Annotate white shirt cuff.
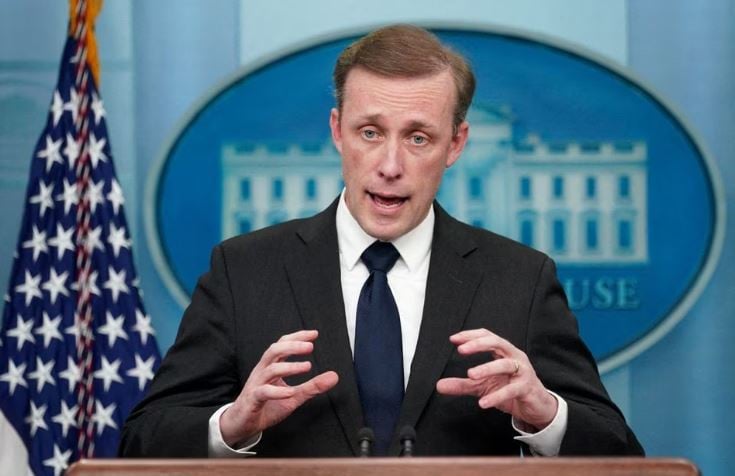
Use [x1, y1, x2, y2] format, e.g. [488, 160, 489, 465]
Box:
[208, 403, 262, 457]
[512, 390, 568, 456]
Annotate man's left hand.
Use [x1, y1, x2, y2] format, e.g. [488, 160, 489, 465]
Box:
[436, 328, 558, 431]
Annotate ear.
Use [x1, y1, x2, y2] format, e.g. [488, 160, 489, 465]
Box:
[329, 108, 343, 154]
[445, 120, 469, 168]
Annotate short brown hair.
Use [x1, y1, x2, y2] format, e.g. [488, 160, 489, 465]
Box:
[333, 24, 475, 131]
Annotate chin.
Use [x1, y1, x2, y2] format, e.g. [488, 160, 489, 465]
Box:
[363, 221, 406, 242]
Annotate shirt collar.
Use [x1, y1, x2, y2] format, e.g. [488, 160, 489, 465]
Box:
[336, 190, 434, 272]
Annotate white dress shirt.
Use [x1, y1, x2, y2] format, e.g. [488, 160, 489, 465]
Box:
[209, 193, 568, 456]
[336, 190, 432, 386]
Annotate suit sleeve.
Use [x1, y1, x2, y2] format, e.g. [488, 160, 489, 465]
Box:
[119, 245, 241, 457]
[525, 257, 644, 456]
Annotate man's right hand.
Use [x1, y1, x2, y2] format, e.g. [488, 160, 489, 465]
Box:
[219, 329, 339, 448]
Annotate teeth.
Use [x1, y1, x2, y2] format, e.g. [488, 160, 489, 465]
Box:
[373, 194, 404, 207]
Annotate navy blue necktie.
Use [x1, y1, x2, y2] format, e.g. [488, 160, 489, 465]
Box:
[354, 241, 404, 456]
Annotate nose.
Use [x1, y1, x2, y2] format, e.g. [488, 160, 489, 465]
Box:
[377, 139, 403, 180]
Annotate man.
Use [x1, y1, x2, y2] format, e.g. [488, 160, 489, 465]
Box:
[120, 25, 643, 458]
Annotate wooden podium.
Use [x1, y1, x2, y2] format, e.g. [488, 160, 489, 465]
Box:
[67, 457, 699, 476]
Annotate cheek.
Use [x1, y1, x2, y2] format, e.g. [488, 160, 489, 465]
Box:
[340, 149, 368, 189]
[415, 164, 447, 200]
[416, 155, 448, 182]
[342, 144, 375, 175]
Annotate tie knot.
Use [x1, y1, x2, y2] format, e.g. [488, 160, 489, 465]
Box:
[361, 241, 400, 273]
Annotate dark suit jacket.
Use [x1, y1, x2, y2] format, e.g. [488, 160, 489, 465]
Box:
[120, 199, 643, 457]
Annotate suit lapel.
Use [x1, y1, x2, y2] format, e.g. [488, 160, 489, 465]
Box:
[284, 200, 363, 455]
[393, 204, 484, 452]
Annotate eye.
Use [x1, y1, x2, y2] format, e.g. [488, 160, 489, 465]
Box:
[361, 129, 379, 140]
[410, 134, 428, 145]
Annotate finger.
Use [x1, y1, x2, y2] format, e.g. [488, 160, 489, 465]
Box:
[457, 334, 517, 359]
[449, 328, 492, 344]
[449, 329, 513, 356]
[250, 331, 323, 385]
[252, 383, 297, 402]
[478, 381, 525, 409]
[435, 377, 482, 397]
[260, 360, 312, 383]
[258, 340, 315, 368]
[291, 371, 339, 405]
[250, 341, 314, 385]
[278, 329, 319, 343]
[467, 358, 520, 380]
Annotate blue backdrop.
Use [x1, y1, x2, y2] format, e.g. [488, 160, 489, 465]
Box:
[1, 1, 733, 474]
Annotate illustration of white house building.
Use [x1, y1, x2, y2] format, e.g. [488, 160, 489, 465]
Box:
[221, 105, 648, 265]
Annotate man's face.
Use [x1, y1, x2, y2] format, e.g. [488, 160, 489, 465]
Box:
[330, 67, 469, 241]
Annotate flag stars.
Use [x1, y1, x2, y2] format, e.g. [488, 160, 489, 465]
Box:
[42, 268, 70, 304]
[25, 401, 49, 437]
[85, 179, 106, 213]
[51, 401, 79, 438]
[64, 320, 81, 348]
[36, 135, 64, 172]
[133, 309, 156, 346]
[107, 179, 125, 215]
[127, 354, 156, 391]
[72, 269, 102, 298]
[93, 356, 124, 392]
[29, 180, 55, 217]
[55, 178, 79, 215]
[43, 444, 72, 476]
[103, 267, 130, 303]
[108, 223, 131, 257]
[98, 311, 129, 347]
[6, 315, 35, 350]
[81, 225, 105, 256]
[48, 223, 75, 259]
[0, 360, 28, 395]
[64, 87, 80, 124]
[50, 90, 65, 126]
[91, 92, 106, 125]
[28, 356, 56, 392]
[59, 356, 82, 393]
[14, 270, 43, 307]
[92, 400, 118, 435]
[132, 277, 143, 297]
[34, 312, 64, 347]
[87, 132, 108, 169]
[22, 225, 48, 262]
[63, 132, 80, 169]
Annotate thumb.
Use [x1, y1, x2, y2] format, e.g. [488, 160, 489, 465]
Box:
[292, 371, 339, 405]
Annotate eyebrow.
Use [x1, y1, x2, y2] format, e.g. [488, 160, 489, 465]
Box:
[355, 114, 437, 132]
[405, 120, 436, 132]
[353, 113, 385, 125]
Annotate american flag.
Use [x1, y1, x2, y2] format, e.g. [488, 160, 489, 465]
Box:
[0, 1, 160, 474]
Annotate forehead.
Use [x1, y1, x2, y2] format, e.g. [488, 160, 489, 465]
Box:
[340, 67, 456, 123]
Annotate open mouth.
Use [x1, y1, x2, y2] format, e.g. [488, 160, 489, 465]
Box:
[368, 192, 408, 209]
